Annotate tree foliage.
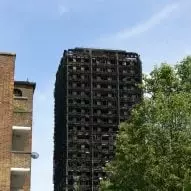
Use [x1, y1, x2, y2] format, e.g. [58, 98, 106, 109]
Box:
[100, 57, 191, 191]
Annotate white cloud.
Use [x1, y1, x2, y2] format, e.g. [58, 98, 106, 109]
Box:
[99, 2, 179, 43]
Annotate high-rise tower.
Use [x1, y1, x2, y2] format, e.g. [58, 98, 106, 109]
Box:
[54, 48, 142, 191]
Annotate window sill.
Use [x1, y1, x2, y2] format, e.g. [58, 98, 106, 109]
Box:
[14, 96, 28, 100]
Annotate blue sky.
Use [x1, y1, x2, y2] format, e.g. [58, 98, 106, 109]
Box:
[0, 0, 191, 190]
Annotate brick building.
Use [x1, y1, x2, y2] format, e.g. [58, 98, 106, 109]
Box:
[54, 48, 142, 190]
[0, 53, 36, 191]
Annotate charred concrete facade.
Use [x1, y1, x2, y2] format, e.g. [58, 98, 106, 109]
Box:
[0, 53, 36, 191]
[54, 48, 142, 191]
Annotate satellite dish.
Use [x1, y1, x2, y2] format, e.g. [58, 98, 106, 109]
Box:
[31, 152, 39, 159]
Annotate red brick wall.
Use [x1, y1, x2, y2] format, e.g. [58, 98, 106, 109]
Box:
[0, 53, 15, 191]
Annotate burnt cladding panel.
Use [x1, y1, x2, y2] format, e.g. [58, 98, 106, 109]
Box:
[118, 52, 142, 122]
[54, 56, 68, 190]
[67, 50, 92, 191]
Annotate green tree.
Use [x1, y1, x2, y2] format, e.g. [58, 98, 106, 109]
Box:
[100, 57, 191, 191]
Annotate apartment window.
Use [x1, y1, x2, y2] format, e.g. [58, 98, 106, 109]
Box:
[130, 61, 134, 66]
[109, 146, 113, 150]
[107, 60, 111, 64]
[108, 111, 112, 115]
[12, 132, 25, 151]
[76, 57, 81, 62]
[73, 66, 77, 71]
[97, 119, 101, 123]
[97, 110, 101, 115]
[97, 84, 101, 88]
[72, 109, 77, 113]
[81, 145, 85, 149]
[14, 89, 22, 97]
[103, 101, 107, 105]
[103, 118, 107, 123]
[73, 100, 78, 105]
[72, 83, 77, 88]
[84, 58, 90, 63]
[108, 119, 112, 124]
[108, 102, 112, 106]
[132, 95, 137, 102]
[92, 58, 96, 63]
[72, 118, 77, 123]
[11, 173, 26, 190]
[97, 76, 101, 80]
[102, 135, 109, 140]
[123, 86, 127, 90]
[85, 100, 89, 104]
[118, 61, 122, 65]
[97, 101, 101, 105]
[81, 118, 85, 123]
[85, 67, 89, 71]
[68, 126, 73, 131]
[77, 83, 81, 88]
[73, 74, 77, 79]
